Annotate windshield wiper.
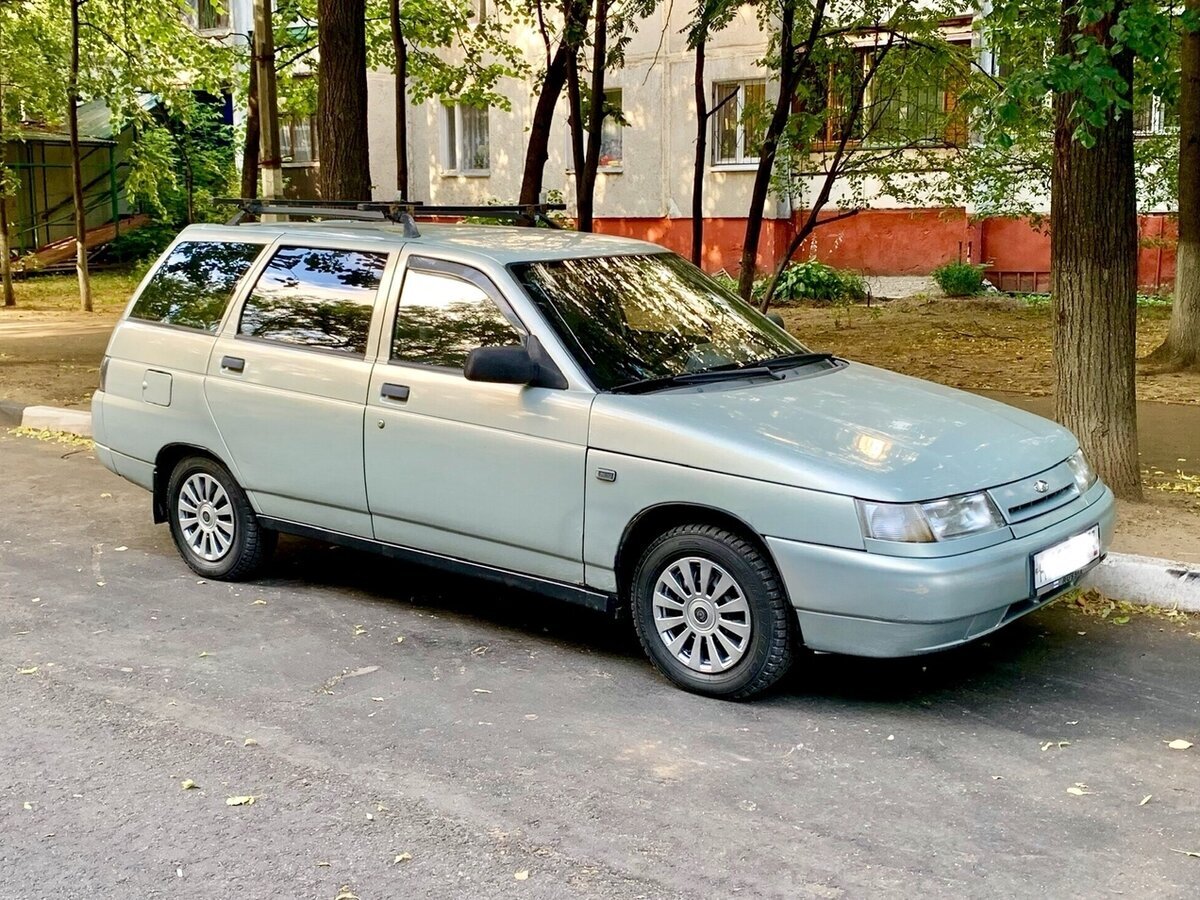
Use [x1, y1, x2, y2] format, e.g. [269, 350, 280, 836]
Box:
[749, 351, 836, 371]
[610, 366, 785, 395]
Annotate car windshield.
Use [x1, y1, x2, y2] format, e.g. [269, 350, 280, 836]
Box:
[511, 253, 810, 391]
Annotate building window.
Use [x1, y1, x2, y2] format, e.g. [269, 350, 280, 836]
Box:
[279, 115, 318, 164]
[442, 103, 490, 174]
[195, 0, 230, 30]
[598, 88, 623, 168]
[712, 80, 766, 166]
[1134, 94, 1177, 135]
[859, 46, 968, 147]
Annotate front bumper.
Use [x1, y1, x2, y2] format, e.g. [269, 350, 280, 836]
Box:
[767, 484, 1116, 657]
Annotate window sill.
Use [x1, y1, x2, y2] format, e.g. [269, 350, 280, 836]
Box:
[565, 166, 625, 175]
[440, 170, 491, 178]
[710, 162, 761, 172]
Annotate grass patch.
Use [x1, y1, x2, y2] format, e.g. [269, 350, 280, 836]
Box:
[2, 271, 141, 315]
[1012, 292, 1173, 309]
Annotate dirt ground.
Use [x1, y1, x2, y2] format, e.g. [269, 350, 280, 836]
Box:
[3, 277, 1199, 562]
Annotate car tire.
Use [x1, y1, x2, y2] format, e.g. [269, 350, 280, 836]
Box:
[167, 456, 275, 581]
[631, 524, 795, 700]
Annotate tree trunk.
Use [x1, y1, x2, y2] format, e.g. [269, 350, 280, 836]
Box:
[1145, 0, 1200, 369]
[737, 0, 806, 300]
[68, 0, 92, 313]
[691, 35, 707, 266]
[1, 82, 16, 308]
[317, 0, 372, 199]
[519, 0, 588, 207]
[240, 30, 261, 200]
[389, 0, 409, 199]
[565, 51, 586, 212]
[0, 193, 14, 308]
[1051, 0, 1141, 500]
[577, 0, 608, 232]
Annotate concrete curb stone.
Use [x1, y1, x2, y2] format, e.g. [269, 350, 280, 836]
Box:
[4, 402, 1199, 613]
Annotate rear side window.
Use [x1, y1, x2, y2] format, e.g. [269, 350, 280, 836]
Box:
[129, 240, 263, 332]
[239, 246, 388, 356]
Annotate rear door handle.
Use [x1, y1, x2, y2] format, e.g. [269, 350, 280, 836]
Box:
[221, 355, 245, 373]
[381, 383, 410, 402]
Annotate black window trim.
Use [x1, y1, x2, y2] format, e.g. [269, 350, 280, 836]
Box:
[386, 254, 528, 374]
[233, 242, 393, 360]
[126, 238, 270, 335]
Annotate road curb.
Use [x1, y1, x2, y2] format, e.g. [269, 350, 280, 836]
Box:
[2, 400, 92, 437]
[1083, 552, 1200, 613]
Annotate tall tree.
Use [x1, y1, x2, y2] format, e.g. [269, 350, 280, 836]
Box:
[388, 0, 409, 198]
[1051, 0, 1141, 499]
[67, 0, 91, 312]
[519, 0, 591, 206]
[318, 0, 372, 199]
[240, 30, 261, 200]
[1, 80, 14, 308]
[1145, 0, 1200, 370]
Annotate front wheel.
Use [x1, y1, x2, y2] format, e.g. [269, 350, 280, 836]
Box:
[167, 456, 275, 581]
[631, 524, 796, 699]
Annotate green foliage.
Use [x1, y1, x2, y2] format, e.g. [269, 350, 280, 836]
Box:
[932, 261, 988, 297]
[96, 222, 180, 265]
[769, 260, 868, 304]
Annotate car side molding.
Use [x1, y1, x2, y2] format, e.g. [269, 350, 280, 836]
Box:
[259, 517, 619, 616]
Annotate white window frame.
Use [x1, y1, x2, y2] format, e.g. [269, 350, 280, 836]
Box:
[440, 103, 490, 176]
[711, 79, 766, 169]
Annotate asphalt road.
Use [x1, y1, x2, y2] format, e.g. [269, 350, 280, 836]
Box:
[3, 432, 1200, 899]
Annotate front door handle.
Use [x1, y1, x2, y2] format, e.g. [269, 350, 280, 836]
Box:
[381, 383, 410, 402]
[221, 355, 245, 373]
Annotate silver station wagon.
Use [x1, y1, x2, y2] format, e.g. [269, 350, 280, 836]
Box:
[93, 202, 1115, 699]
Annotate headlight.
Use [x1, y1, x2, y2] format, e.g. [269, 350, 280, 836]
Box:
[1066, 449, 1097, 494]
[859, 491, 1005, 543]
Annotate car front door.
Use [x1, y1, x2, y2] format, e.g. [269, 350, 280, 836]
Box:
[205, 241, 396, 538]
[364, 254, 591, 584]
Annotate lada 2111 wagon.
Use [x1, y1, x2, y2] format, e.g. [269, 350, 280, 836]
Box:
[93, 201, 1114, 699]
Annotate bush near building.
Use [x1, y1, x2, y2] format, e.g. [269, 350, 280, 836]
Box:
[932, 260, 988, 297]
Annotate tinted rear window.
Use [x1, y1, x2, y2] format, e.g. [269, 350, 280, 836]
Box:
[130, 241, 264, 332]
[238, 246, 388, 356]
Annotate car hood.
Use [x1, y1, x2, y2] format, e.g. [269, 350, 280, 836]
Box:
[588, 362, 1079, 502]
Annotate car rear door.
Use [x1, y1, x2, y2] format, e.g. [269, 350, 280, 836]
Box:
[363, 253, 591, 584]
[205, 240, 398, 538]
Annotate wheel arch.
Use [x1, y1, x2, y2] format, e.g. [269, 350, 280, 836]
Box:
[614, 503, 784, 600]
[152, 443, 234, 524]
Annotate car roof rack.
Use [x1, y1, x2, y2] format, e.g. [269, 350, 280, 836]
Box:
[215, 198, 567, 238]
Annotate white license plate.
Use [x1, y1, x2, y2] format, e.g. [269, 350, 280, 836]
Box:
[1032, 525, 1101, 591]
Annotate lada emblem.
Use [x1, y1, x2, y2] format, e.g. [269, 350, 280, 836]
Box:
[1034, 480, 1049, 493]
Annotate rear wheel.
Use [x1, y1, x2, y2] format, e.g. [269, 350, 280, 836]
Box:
[631, 524, 795, 699]
[167, 456, 275, 580]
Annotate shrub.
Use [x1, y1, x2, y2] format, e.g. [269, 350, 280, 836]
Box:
[97, 222, 179, 265]
[769, 260, 867, 304]
[932, 260, 987, 297]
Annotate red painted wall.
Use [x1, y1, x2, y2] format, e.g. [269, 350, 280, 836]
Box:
[594, 209, 1179, 292]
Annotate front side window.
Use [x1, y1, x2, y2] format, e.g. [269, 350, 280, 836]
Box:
[392, 265, 523, 370]
[239, 246, 388, 356]
[130, 240, 264, 332]
[713, 80, 766, 165]
[512, 253, 807, 391]
[442, 103, 490, 173]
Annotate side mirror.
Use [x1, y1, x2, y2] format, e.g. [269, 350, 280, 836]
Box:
[464, 345, 537, 385]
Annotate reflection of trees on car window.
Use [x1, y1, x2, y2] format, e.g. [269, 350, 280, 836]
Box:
[392, 270, 522, 369]
[513, 254, 805, 390]
[239, 246, 388, 355]
[131, 241, 264, 332]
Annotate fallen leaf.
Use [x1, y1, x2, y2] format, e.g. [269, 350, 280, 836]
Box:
[252, 599, 267, 606]
[316, 861, 330, 867]
[514, 870, 530, 881]
[353, 625, 367, 636]
[100, 492, 112, 499]
[334, 887, 360, 900]
[1139, 794, 1152, 806]
[1168, 739, 1194, 750]
[394, 635, 405, 644]
[180, 779, 199, 790]
[17, 666, 39, 675]
[1170, 849, 1200, 859]
[1041, 742, 1053, 752]
[1066, 720, 1080, 726]
[244, 738, 258, 747]
[114, 546, 128, 552]
[473, 689, 492, 695]
[1111, 615, 1130, 625]
[225, 795, 256, 806]
[1066, 782, 1093, 796]
[365, 812, 374, 821]
[23, 802, 34, 810]
[198, 651, 210, 659]
[394, 852, 412, 863]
